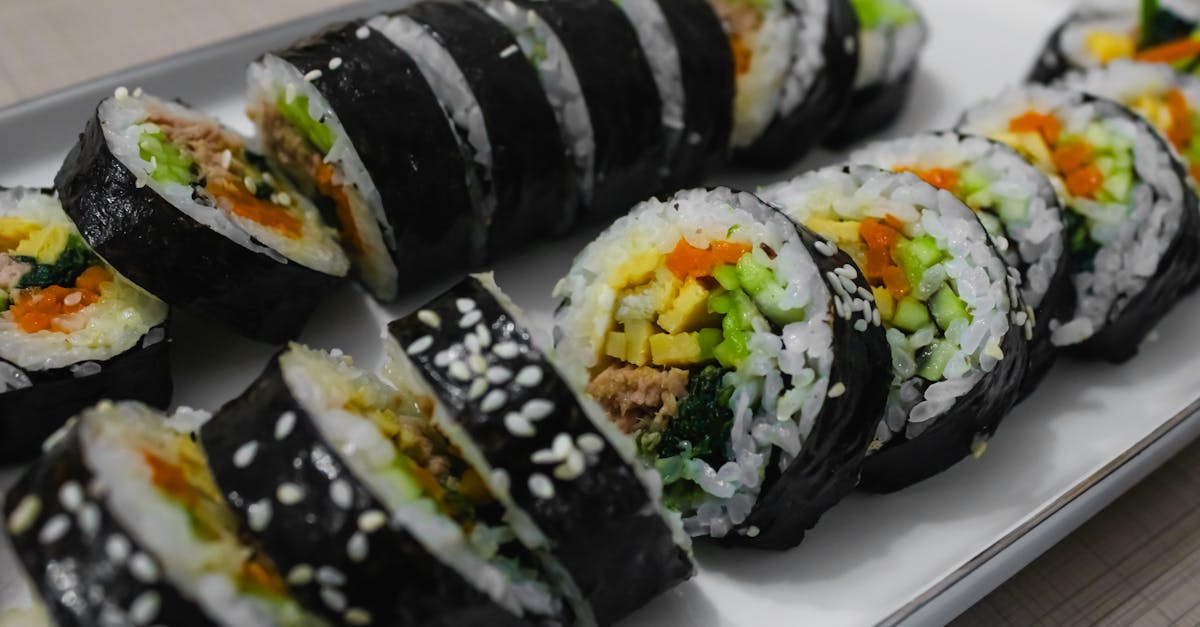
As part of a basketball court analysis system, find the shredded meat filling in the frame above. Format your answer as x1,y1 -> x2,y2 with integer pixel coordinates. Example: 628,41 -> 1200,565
252,105 -> 324,184
146,109 -> 241,179
587,365 -> 690,434
0,254 -> 30,291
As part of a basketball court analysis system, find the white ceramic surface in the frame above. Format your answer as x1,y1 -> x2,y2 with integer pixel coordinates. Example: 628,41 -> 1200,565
5,1 -> 1200,625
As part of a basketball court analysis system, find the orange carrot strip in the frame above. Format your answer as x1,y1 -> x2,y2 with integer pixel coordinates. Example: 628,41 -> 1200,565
1052,141 -> 1093,175
665,238 -> 753,280
1065,164 -> 1104,199
1010,110 -> 1062,145
1135,38 -> 1200,63
1166,88 -> 1194,150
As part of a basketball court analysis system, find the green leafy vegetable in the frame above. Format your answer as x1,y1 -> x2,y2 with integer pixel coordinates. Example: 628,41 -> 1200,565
850,0 -> 917,31
15,236 -> 98,289
657,366 -> 734,467
276,93 -> 336,154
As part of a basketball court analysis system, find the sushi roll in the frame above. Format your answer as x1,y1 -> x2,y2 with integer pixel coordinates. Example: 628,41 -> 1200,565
849,132 -> 1072,397
1028,1 -> 1200,84
710,0 -> 859,166
960,85 -> 1200,362
0,188 -> 170,463
201,344 -> 571,627
477,0 -> 665,217
55,90 -> 348,344
760,167 -> 1029,492
248,22 -> 479,301
384,274 -> 697,621
824,0 -> 927,147
545,188 -> 890,547
613,0 -> 735,187
368,3 -> 572,255
4,401 -> 323,627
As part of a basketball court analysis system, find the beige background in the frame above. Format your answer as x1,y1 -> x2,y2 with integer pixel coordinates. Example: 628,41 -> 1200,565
1,1 -> 1195,625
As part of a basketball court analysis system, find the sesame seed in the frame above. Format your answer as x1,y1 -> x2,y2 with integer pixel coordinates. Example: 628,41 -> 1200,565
486,366 -> 512,385
129,553 -> 159,583
304,69 -> 324,82
284,83 -> 297,104
345,608 -> 374,625
99,606 -> 124,627
321,587 -> 348,612
317,566 -> 346,587
221,149 -> 232,169
839,276 -> 858,295
275,411 -> 297,440
38,514 -> 70,545
358,510 -> 387,533
277,483 -> 304,505
858,286 -> 874,301
468,353 -> 488,374
475,324 -> 492,347
500,44 -> 519,58
528,473 -> 555,499
456,298 -> 477,313
328,57 -> 343,70
835,265 -> 857,279
464,333 -> 481,354
827,382 -> 846,398
872,309 -> 881,327
417,310 -> 441,329
408,335 -> 434,355
243,176 -> 258,194
330,480 -> 353,509
531,448 -> 559,464
114,86 -> 130,101
746,525 -> 761,538
552,433 -> 573,458
58,481 -> 83,512
433,350 -> 453,368
77,504 -> 99,538
129,591 -> 160,625
467,378 -> 488,400
234,441 -> 259,468
984,341 -> 1005,360
460,310 -> 482,328
248,499 -> 273,531
554,450 -> 585,481
132,87 -> 144,98
347,532 -> 368,562
105,534 -> 131,563
448,361 -> 471,381
6,495 -> 40,535
576,433 -> 605,455
854,319 -> 868,332
481,389 -> 507,413
493,342 -> 519,359
63,291 -> 83,307
504,412 -> 535,437
515,365 -> 543,388
287,564 -> 314,586
356,25 -> 371,39
522,399 -> 554,420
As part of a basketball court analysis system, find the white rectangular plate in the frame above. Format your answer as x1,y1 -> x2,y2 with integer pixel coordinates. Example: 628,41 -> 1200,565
5,1 -> 1200,625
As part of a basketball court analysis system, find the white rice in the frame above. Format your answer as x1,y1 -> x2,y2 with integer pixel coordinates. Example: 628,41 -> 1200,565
780,0 -> 831,114
552,188 -> 835,537
760,166 -> 1015,445
853,0 -> 927,90
728,0 -> 800,148
614,0 -> 686,175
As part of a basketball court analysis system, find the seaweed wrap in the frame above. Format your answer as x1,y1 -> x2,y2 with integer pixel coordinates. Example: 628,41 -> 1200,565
477,0 -> 665,217
614,0 -> 734,187
825,0 -> 927,147
761,167 -> 1028,492
0,187 -> 170,463
201,344 -> 570,627
55,90 -> 347,343
384,274 -> 696,622
248,22 -> 477,301
850,132 -> 1072,397
548,188 -> 890,547
4,401 -> 324,627
960,85 -> 1200,362
1028,2 -> 1200,85
709,0 -> 859,166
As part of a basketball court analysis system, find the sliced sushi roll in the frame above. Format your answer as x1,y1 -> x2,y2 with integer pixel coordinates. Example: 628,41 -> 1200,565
202,344 -> 570,627
825,0 -> 927,147
1028,2 -> 1200,84
248,22 -> 478,301
384,274 -> 697,621
710,0 -> 859,166
960,85 -> 1200,362
368,3 -> 571,256
1,187 -> 170,463
760,167 -> 1029,492
477,0 -> 665,217
546,188 -> 890,547
4,401 -> 323,627
614,0 -> 734,187
850,132 -> 1072,397
55,89 -> 348,344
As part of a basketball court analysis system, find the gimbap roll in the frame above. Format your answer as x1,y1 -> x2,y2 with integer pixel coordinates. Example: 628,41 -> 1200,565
249,22 -> 478,301
4,401 -> 323,627
477,0 -> 665,217
202,344 -> 571,627
384,274 -> 696,622
959,85 -> 1200,362
850,132 -> 1072,396
55,89 -> 348,344
0,188 -> 169,463
1028,1 -> 1200,84
710,0 -> 859,166
546,188 -> 890,546
760,167 -> 1028,492
825,0 -> 927,147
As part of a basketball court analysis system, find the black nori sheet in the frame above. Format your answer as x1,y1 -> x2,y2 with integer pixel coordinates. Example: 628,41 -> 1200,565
509,0 -> 666,218
388,277 -> 694,625
201,352 -> 546,627
54,108 -> 341,344
4,425 -> 213,627
722,191 -> 890,548
274,21 -> 481,299
736,0 -> 860,167
1026,11 -> 1085,85
400,2 -> 574,255
0,325 -> 172,465
656,0 -> 735,188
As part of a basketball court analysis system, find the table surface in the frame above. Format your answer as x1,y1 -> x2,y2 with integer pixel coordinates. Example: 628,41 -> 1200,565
2,1 -> 1198,625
